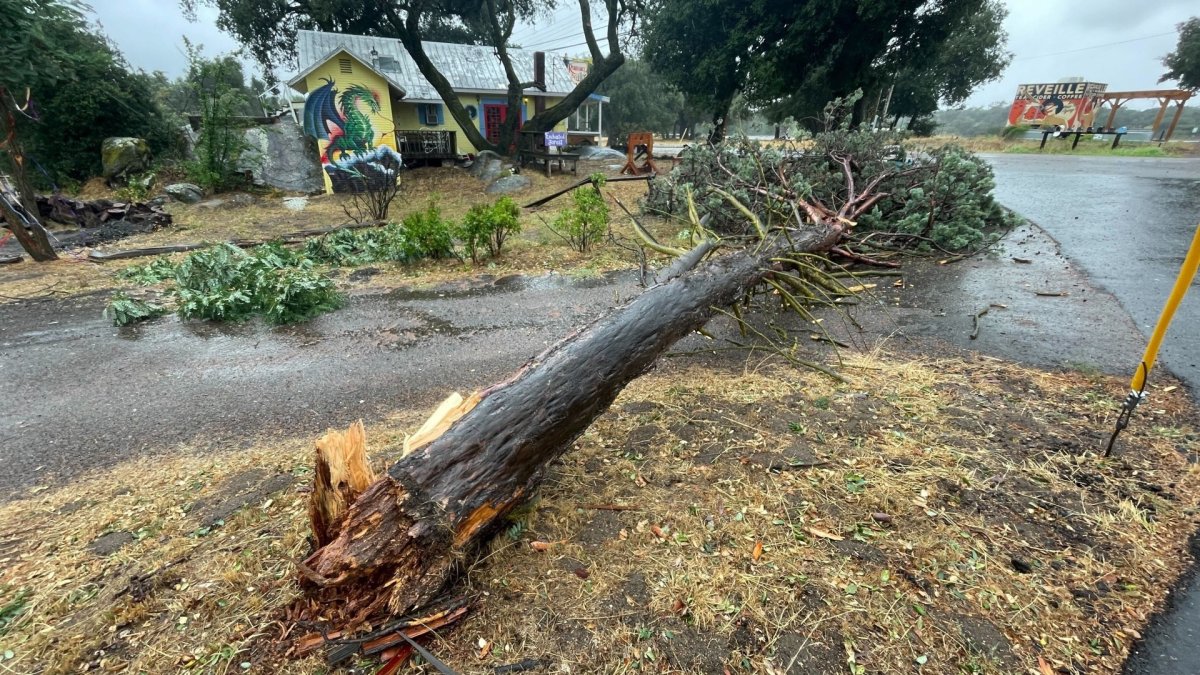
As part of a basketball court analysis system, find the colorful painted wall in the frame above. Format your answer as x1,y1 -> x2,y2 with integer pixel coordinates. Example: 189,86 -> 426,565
301,51 -> 400,194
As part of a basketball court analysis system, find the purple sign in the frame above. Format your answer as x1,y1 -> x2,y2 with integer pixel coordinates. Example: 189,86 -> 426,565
544,131 -> 568,147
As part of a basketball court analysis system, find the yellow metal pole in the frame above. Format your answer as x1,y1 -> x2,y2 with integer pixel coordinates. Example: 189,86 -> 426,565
1107,221 -> 1200,455
1130,222 -> 1200,391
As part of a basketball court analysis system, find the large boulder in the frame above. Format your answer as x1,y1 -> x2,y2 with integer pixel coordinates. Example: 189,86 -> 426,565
470,150 -> 508,183
237,122 -> 323,193
485,174 -> 532,194
101,137 -> 150,183
164,183 -> 204,204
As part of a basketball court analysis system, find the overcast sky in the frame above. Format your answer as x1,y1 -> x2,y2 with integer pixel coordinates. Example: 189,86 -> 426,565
90,0 -> 1196,110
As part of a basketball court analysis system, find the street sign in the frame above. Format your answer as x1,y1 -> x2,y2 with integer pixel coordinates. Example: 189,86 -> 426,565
544,131 -> 567,147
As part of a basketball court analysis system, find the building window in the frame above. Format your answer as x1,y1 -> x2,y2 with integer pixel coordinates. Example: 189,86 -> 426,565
338,58 -> 352,74
418,103 -> 444,126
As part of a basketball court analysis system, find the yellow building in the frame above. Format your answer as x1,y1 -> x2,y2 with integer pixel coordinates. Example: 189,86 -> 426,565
288,29 -> 577,193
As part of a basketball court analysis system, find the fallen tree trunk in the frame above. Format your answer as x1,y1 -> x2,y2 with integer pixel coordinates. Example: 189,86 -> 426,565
301,222 -> 844,621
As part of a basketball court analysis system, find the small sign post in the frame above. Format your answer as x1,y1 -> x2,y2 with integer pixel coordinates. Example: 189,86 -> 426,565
544,131 -> 568,148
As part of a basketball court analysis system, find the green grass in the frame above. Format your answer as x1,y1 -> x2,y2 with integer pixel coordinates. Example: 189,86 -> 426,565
1003,141 -> 1175,157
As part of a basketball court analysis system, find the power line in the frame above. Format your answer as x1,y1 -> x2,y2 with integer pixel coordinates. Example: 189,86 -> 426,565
520,24 -> 610,49
1013,31 -> 1177,61
519,21 -> 597,46
537,31 -> 631,54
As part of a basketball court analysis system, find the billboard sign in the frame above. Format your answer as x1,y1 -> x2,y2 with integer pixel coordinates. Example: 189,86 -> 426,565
1007,81 -> 1107,130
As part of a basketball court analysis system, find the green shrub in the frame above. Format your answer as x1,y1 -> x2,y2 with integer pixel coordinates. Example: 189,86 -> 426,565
104,293 -> 167,326
173,243 -> 341,324
183,47 -> 249,193
457,196 -> 522,263
550,176 -> 609,253
402,201 -> 456,259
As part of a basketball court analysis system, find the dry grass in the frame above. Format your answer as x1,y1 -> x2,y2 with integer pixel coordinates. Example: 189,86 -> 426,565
0,167 -> 672,303
2,347 -> 1198,674
911,135 -> 1196,157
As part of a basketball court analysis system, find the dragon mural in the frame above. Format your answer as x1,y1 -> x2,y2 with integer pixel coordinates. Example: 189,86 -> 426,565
303,77 -> 403,193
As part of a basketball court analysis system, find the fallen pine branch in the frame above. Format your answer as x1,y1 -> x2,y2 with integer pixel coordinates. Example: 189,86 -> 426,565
523,173 -> 653,209
87,220 -> 386,262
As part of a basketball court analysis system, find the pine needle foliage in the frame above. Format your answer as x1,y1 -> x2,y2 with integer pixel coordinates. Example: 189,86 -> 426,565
171,243 -> 341,324
104,293 -> 167,327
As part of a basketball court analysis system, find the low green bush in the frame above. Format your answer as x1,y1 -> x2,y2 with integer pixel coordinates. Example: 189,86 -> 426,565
549,175 -> 609,253
402,201 -> 456,259
457,196 -> 522,263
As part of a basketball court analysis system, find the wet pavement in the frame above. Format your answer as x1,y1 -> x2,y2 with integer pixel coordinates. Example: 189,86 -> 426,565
870,221 -> 1147,375
984,155 -> 1200,391
0,271 -> 641,497
981,154 -> 1200,675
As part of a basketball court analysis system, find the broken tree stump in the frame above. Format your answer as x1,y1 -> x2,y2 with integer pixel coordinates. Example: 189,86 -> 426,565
308,420 -> 375,548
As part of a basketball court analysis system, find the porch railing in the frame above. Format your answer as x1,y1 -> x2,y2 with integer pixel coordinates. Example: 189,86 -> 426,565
395,130 -> 457,159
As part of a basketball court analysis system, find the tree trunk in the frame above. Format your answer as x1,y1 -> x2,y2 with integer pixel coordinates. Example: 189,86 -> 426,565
302,227 -> 842,619
708,98 -> 733,145
0,94 -> 58,262
388,0 -> 627,155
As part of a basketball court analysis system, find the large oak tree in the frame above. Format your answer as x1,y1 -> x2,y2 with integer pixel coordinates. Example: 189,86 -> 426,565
186,0 -> 645,153
642,0 -> 1010,139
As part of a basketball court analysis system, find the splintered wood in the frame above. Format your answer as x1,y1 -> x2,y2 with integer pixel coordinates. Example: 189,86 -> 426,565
402,391 -> 480,456
308,420 -> 375,547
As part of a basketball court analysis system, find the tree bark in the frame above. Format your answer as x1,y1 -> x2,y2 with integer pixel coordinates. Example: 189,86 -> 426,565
387,0 -> 629,155
302,226 -> 842,618
707,96 -> 733,145
0,92 -> 58,262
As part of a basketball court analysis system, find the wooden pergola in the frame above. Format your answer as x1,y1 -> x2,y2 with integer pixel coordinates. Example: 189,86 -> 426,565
1099,89 -> 1193,142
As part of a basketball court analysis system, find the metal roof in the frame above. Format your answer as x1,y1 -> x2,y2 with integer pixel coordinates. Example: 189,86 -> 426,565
288,45 -> 407,97
292,29 -> 578,101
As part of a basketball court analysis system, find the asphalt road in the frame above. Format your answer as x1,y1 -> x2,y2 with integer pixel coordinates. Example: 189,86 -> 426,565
984,155 -> 1200,392
0,272 -> 641,496
983,154 -> 1200,675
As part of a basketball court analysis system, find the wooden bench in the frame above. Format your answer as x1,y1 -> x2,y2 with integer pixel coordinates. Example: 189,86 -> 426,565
1039,128 -> 1127,150
519,150 -> 580,177
517,131 -> 579,176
